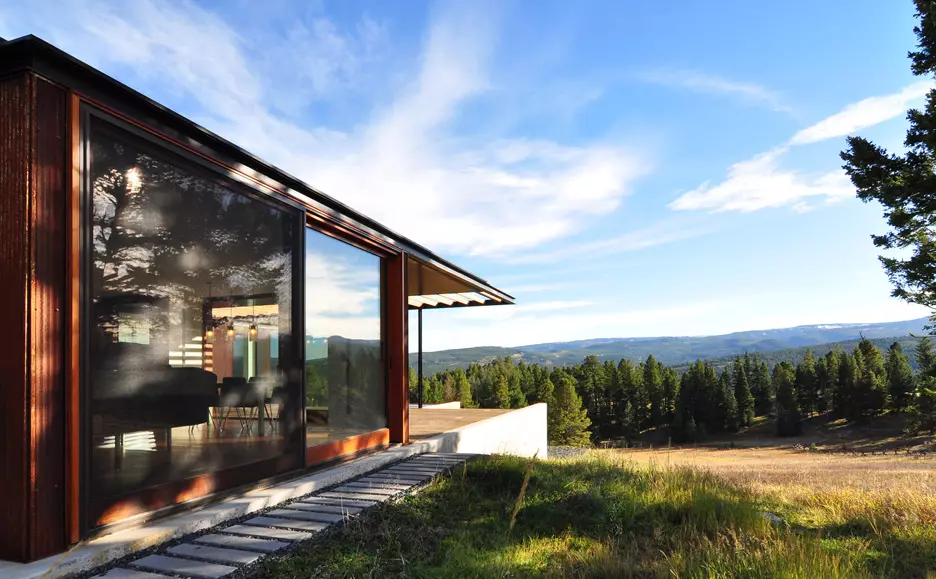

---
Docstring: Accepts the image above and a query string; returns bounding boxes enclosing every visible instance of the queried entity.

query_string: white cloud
[17,0,651,258]
[508,282,583,293]
[0,1,655,258]
[305,251,381,339]
[637,68,793,114]
[790,81,933,145]
[670,81,932,214]
[669,147,852,213]
[504,221,707,264]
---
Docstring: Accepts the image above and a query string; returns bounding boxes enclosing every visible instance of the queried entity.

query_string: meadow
[257,449,936,578]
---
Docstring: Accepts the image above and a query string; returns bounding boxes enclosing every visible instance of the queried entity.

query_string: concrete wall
[408,401,461,409]
[415,403,547,459]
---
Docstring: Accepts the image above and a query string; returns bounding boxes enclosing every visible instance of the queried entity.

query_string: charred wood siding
[0,73,68,562]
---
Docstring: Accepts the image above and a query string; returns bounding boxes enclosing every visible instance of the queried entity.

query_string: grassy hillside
[259,453,936,578]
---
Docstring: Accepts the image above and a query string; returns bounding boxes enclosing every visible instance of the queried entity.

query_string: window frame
[303,217,391,463]
[78,103,307,533]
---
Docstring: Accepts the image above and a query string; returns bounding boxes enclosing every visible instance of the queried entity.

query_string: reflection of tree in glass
[306,360,328,406]
[90,124,293,353]
[324,336,385,432]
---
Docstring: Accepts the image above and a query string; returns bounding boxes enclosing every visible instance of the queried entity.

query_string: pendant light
[226,302,235,337]
[248,300,258,341]
[204,281,215,341]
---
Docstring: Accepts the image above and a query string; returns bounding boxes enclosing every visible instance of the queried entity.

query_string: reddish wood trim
[90,453,301,527]
[75,94,401,258]
[386,253,409,444]
[307,212,396,258]
[66,90,81,545]
[305,429,390,465]
[28,76,68,559]
[0,73,31,564]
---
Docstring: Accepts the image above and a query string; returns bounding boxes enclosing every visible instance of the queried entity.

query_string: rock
[760,511,785,526]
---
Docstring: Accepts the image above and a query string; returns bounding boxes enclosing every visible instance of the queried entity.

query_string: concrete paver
[131,555,237,579]
[167,543,261,566]
[221,525,314,542]
[267,509,348,524]
[282,503,363,515]
[244,516,330,533]
[193,533,291,553]
[90,569,171,579]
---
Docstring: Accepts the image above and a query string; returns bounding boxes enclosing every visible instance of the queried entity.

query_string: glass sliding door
[304,228,386,453]
[86,115,301,525]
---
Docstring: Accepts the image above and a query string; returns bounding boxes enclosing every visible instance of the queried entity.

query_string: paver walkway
[89,453,472,579]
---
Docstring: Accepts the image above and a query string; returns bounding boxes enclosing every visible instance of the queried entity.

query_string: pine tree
[618,360,649,431]
[577,355,604,431]
[885,342,916,412]
[408,367,419,403]
[910,376,936,433]
[517,361,536,403]
[854,338,888,422]
[528,366,555,404]
[662,367,679,423]
[916,337,936,378]
[644,355,664,427]
[842,1,936,330]
[774,361,801,436]
[732,357,755,427]
[671,366,697,442]
[818,349,841,414]
[720,370,740,433]
[453,368,475,408]
[508,371,527,409]
[795,349,819,416]
[548,374,592,446]
[835,352,858,419]
[492,374,510,409]
[620,400,640,442]
[699,362,721,436]
[750,356,774,416]
[601,360,620,437]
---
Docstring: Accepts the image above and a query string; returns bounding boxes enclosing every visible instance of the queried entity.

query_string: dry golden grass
[611,446,936,494]
[606,446,936,576]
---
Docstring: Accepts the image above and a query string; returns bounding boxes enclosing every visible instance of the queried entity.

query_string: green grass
[256,455,936,578]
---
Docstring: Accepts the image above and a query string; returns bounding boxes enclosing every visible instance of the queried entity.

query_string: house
[0,34,515,564]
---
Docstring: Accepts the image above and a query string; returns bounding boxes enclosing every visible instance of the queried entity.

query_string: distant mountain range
[409,317,932,375]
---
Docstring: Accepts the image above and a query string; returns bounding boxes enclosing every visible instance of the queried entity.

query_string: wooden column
[0,73,68,563]
[386,252,409,444]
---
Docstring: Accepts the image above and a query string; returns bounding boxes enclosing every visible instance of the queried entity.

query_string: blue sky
[3,0,933,351]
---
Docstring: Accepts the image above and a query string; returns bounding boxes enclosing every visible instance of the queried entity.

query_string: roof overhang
[407,256,514,310]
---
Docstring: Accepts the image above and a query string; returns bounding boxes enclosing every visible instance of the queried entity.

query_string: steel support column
[418,308,423,408]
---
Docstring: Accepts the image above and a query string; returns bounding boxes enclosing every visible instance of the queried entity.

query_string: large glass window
[305,228,385,450]
[88,118,299,523]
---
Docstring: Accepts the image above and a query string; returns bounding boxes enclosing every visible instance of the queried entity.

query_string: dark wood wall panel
[29,77,68,559]
[0,74,31,563]
[0,74,68,563]
[386,252,409,443]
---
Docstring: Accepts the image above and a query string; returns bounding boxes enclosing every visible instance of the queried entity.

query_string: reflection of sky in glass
[305,228,381,342]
